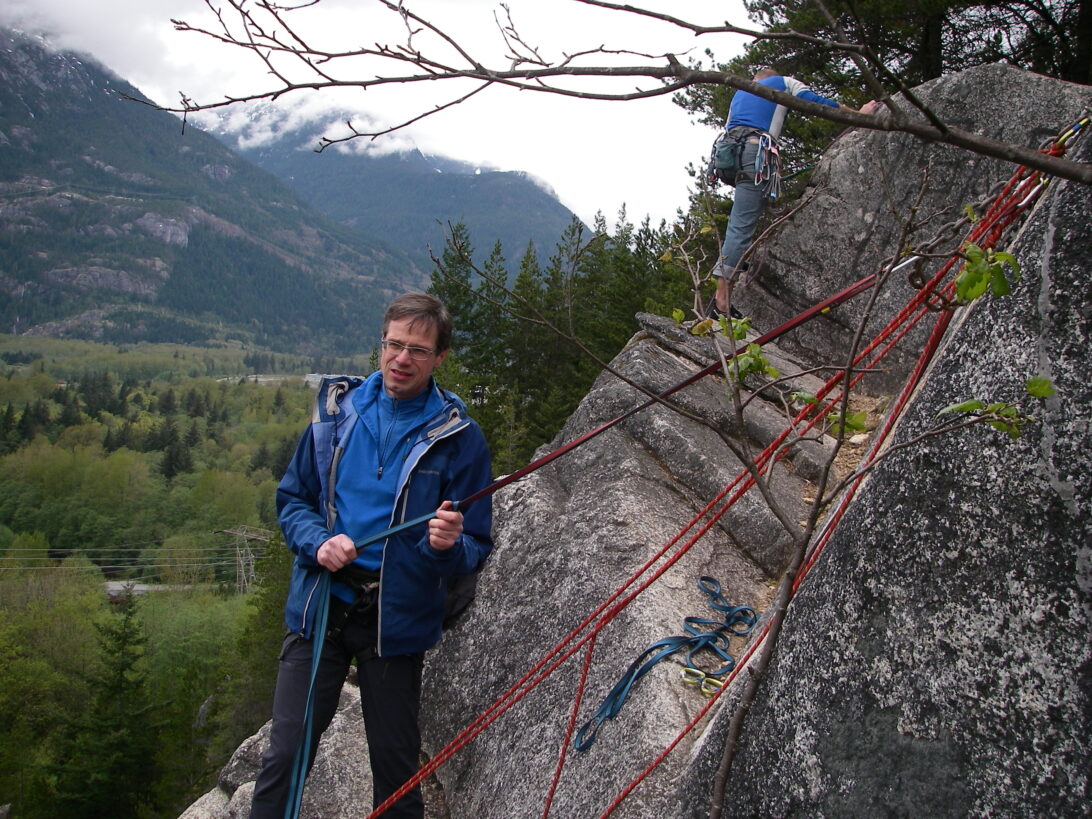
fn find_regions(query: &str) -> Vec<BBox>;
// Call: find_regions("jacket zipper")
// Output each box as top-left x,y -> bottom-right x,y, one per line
298,570 -> 323,636
375,416 -> 469,656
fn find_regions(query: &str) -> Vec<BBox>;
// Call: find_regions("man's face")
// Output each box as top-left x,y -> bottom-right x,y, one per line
380,317 -> 448,400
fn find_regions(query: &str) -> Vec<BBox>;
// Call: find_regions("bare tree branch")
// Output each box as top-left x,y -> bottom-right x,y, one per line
150,0 -> 1091,185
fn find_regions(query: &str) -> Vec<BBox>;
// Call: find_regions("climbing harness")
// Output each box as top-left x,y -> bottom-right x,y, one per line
573,577 -> 756,751
708,126 -> 782,197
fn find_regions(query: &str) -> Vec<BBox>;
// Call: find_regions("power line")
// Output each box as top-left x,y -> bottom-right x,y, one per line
0,527 -> 275,592
1,552 -> 266,559
1,560 -> 243,572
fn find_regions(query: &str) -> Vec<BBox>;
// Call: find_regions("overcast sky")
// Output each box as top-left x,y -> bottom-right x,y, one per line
0,0 -> 750,228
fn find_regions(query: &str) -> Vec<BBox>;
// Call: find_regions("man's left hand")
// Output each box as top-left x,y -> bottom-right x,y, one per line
429,500 -> 463,550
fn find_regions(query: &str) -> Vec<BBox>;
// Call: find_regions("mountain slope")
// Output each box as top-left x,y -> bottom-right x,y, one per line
0,29 -> 425,355
234,133 -> 581,269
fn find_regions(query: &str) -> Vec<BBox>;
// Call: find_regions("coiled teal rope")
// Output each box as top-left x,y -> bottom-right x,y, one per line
573,577 -> 756,751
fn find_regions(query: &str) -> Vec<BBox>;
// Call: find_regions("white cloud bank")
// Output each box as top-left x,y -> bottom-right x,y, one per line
0,0 -> 750,227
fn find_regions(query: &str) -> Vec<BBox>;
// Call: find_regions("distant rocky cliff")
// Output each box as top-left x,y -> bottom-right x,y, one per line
0,28 -> 419,353
182,65 -> 1090,818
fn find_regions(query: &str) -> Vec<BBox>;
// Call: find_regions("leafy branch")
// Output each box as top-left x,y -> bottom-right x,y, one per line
954,242 -> 1021,303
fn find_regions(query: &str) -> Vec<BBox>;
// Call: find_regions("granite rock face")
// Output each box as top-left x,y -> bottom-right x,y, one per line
421,314 -> 807,818
181,66 -> 1090,818
717,121 -> 1091,817
736,63 -> 1092,394
178,686 -> 373,819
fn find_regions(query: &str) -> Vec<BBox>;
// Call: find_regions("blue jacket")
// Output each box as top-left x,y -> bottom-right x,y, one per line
276,373 -> 494,656
725,75 -> 840,139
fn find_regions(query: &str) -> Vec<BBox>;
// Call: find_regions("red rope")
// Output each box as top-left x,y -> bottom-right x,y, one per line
796,163 -> 1049,589
599,151 -> 1058,817
369,133 -> 1066,818
543,633 -> 599,817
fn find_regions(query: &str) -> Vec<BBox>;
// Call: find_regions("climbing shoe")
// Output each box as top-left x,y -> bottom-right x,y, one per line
708,303 -> 744,321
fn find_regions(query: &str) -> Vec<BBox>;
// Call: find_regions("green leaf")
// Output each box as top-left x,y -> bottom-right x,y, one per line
791,391 -> 818,405
1026,377 -> 1055,398
989,267 -> 1012,297
963,243 -> 984,262
690,317 -> 714,336
993,251 -> 1020,280
988,419 -> 1021,439
956,266 -> 989,302
844,410 -> 868,431
939,399 -> 985,415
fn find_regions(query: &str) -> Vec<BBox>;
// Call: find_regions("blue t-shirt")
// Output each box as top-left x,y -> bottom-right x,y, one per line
725,75 -> 840,138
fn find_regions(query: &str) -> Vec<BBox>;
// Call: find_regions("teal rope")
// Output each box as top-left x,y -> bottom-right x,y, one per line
284,504 -> 463,818
284,572 -> 331,819
573,577 -> 756,751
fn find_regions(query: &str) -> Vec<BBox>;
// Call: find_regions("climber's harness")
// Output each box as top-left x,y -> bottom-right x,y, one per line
325,564 -> 380,640
709,126 -> 782,198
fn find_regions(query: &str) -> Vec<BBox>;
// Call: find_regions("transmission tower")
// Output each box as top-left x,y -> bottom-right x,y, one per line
218,525 -> 272,593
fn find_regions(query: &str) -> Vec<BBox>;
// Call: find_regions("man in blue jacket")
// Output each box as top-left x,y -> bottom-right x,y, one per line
250,292 -> 493,818
711,68 -> 878,318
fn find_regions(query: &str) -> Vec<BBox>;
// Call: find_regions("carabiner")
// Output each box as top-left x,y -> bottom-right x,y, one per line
681,667 -> 706,687
700,676 -> 725,696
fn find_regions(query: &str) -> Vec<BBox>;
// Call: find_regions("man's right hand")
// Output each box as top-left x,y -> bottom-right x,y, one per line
317,533 -> 357,571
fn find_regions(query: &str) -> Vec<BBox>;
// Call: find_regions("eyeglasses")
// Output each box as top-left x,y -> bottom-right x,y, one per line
381,339 -> 436,361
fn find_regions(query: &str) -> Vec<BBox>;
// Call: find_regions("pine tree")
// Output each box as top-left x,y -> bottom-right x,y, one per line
184,387 -> 208,418
428,222 -> 478,357
250,440 -> 271,473
207,533 -> 294,763
57,391 -> 82,429
158,387 -> 177,415
52,588 -> 161,818
0,401 -> 16,454
184,419 -> 202,448
15,399 -> 50,441
103,424 -> 120,452
1,401 -> 15,434
271,436 -> 297,479
469,240 -> 514,379
162,439 -> 193,480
